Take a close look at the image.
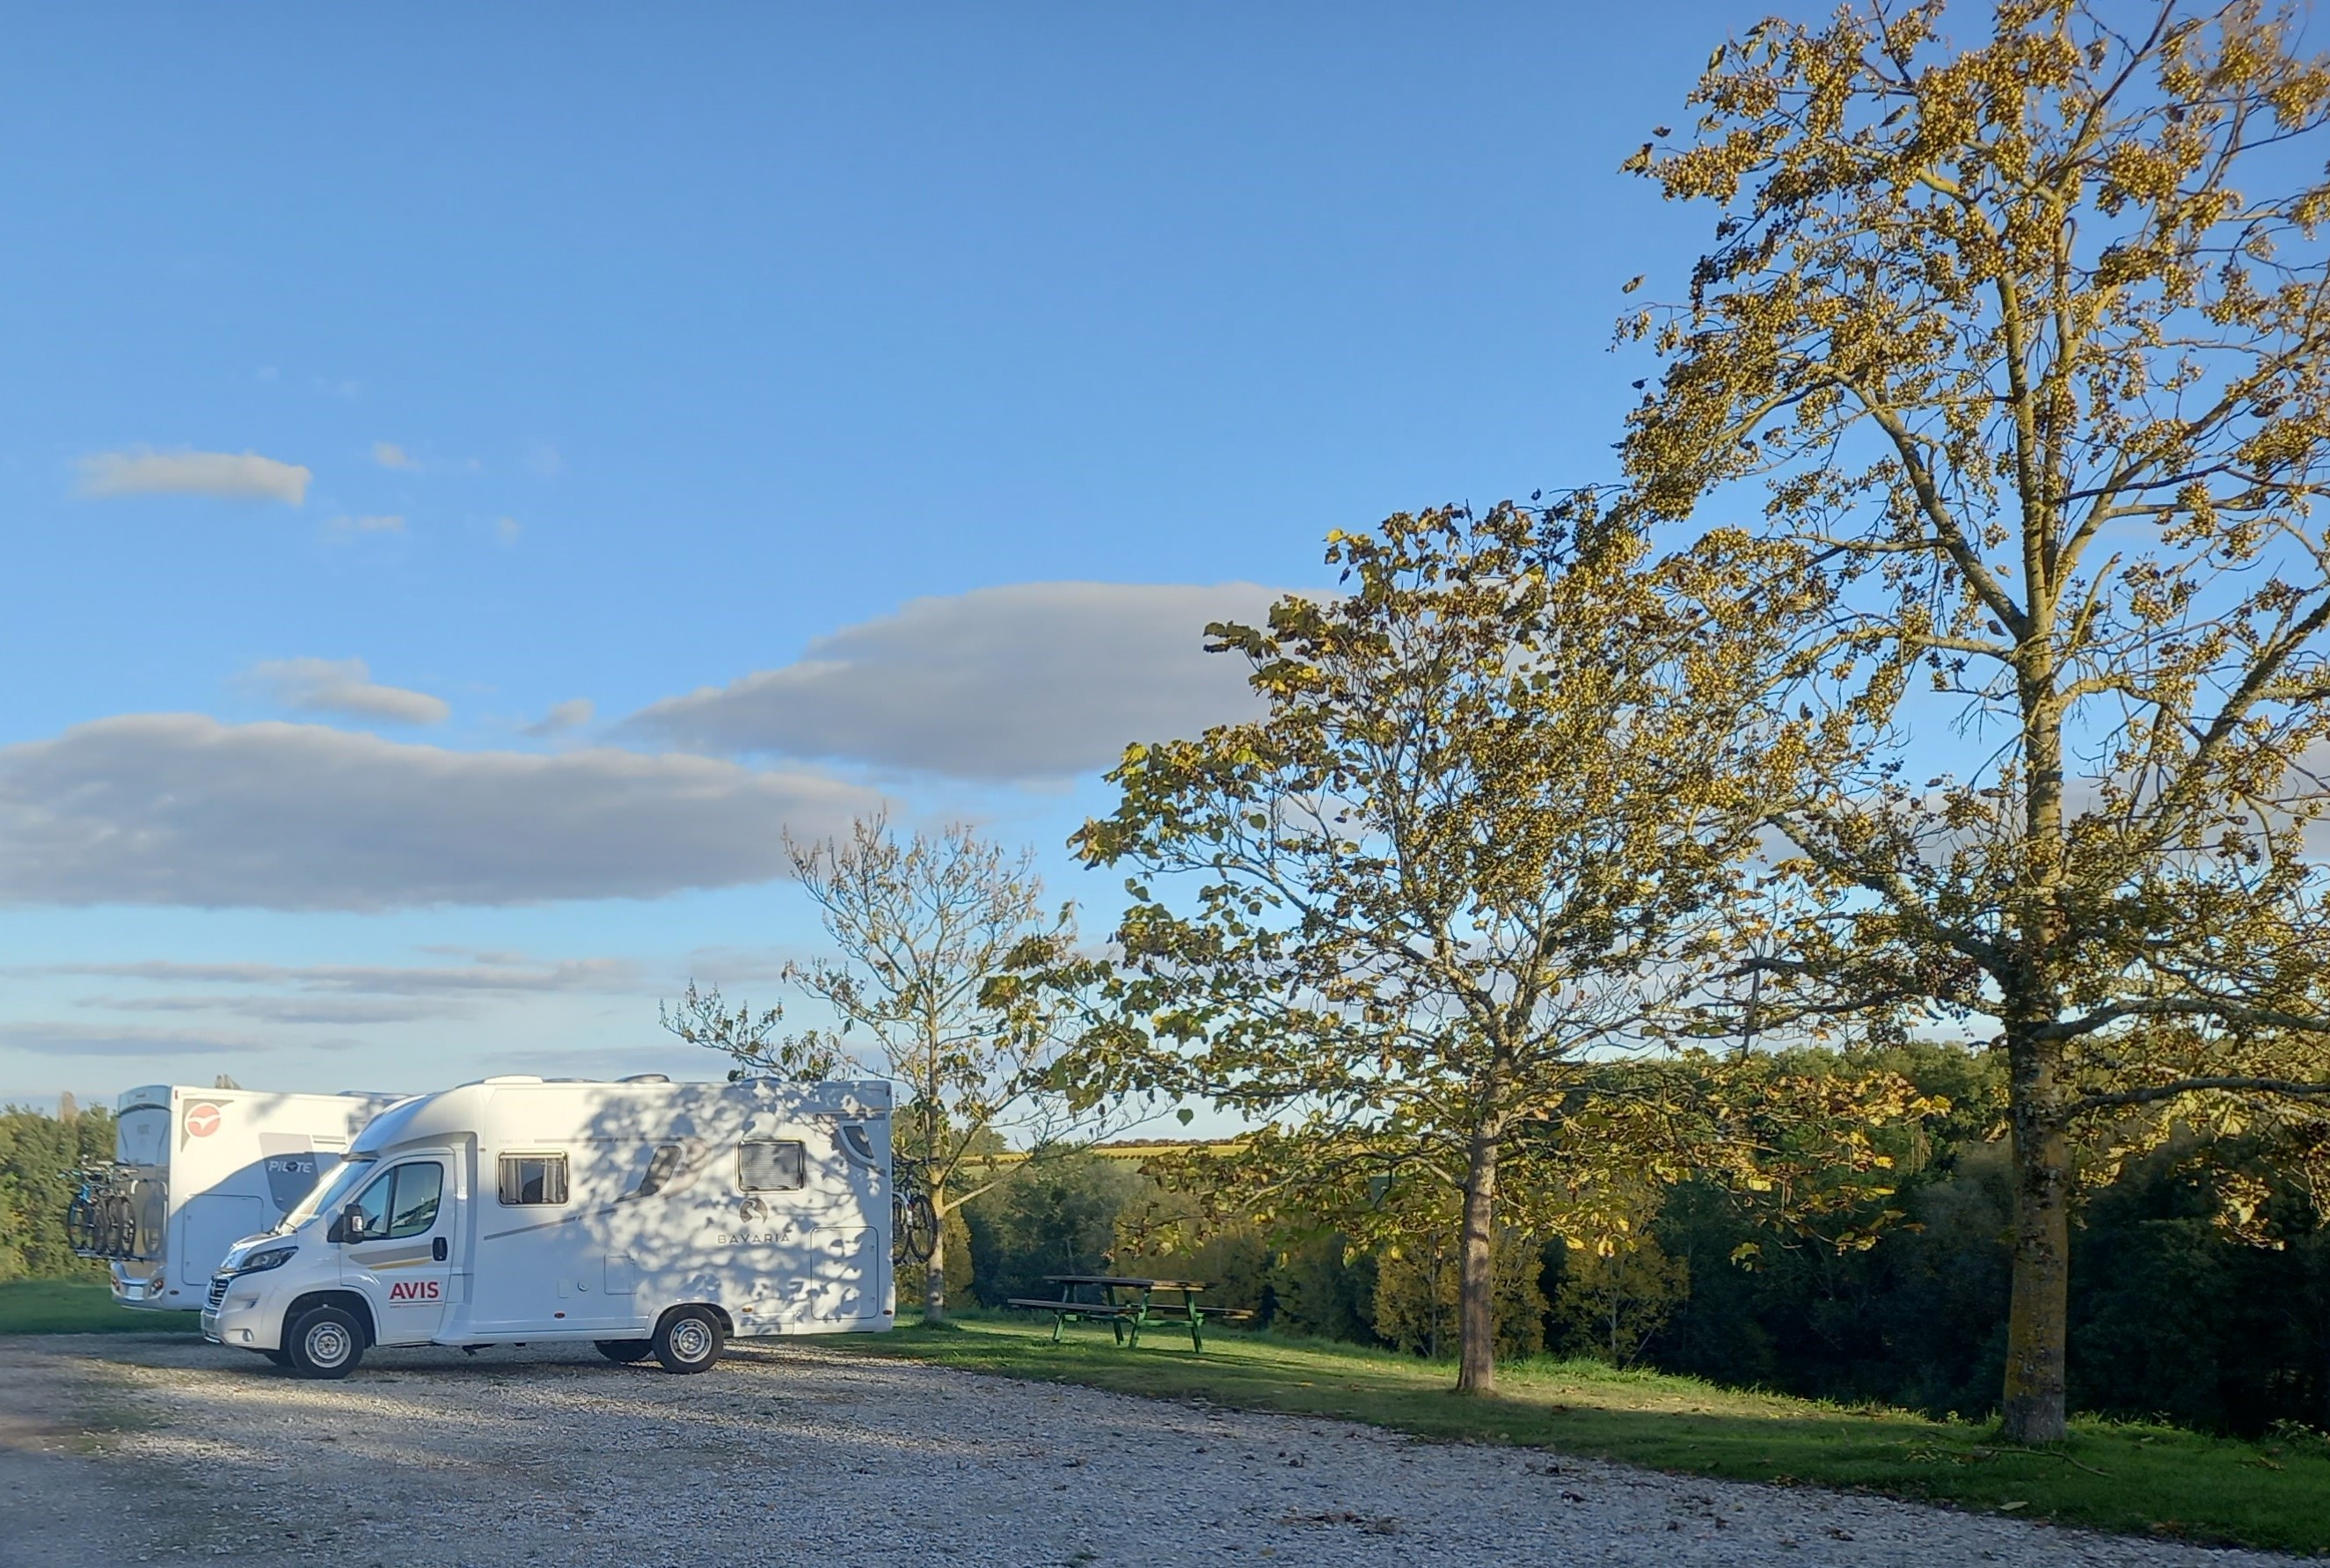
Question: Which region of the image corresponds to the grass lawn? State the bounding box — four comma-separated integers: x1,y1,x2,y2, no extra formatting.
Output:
832,1313,2330,1556
0,1279,201,1336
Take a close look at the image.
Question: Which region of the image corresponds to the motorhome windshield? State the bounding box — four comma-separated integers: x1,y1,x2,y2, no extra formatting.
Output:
274,1155,376,1233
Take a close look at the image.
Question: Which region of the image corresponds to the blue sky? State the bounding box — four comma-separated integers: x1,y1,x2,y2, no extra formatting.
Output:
0,4,1757,1108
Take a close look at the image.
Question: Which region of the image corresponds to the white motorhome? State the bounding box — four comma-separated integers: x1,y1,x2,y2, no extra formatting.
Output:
76,1085,409,1310
201,1075,895,1378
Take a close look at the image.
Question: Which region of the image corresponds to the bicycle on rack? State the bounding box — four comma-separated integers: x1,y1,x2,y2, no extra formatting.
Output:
890,1153,939,1265
67,1163,140,1260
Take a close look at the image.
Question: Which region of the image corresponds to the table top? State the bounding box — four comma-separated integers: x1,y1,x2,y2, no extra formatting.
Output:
1043,1275,1209,1291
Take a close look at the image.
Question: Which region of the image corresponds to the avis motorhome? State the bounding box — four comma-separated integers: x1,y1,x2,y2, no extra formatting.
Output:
202,1075,895,1378
74,1085,409,1310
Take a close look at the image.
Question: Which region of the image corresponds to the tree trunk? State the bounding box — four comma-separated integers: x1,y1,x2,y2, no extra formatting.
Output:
1455,1124,1501,1396
924,1178,948,1324
2000,580,2071,1444
1999,1027,2071,1443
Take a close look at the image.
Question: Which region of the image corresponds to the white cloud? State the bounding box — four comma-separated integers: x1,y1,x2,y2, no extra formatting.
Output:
0,1021,277,1059
495,516,522,544
35,950,639,1027
36,954,635,996
77,448,311,506
89,995,458,1026
324,514,405,538
0,715,882,910
248,657,449,725
624,581,1280,780
373,441,417,470
522,698,595,737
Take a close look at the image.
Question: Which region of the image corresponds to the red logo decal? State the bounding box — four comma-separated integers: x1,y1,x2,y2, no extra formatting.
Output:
183,1102,223,1140
387,1280,442,1303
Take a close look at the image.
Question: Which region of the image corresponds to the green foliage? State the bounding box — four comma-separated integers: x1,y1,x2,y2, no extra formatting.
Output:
963,1154,1149,1305
657,979,840,1083
1552,1233,1689,1367
0,1104,114,1283
1065,504,1923,1391
1371,1226,1546,1361
1263,1235,1378,1344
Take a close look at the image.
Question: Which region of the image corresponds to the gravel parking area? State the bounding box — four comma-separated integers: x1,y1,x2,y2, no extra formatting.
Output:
0,1333,2305,1567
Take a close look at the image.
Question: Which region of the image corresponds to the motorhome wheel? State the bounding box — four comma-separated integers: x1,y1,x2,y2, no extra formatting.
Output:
595,1339,653,1365
653,1308,726,1374
286,1307,365,1379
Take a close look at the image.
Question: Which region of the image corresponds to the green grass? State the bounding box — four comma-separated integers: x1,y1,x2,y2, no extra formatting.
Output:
0,1279,201,1336
830,1313,2330,1556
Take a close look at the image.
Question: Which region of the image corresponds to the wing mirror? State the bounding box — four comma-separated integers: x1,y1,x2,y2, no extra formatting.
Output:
328,1208,369,1244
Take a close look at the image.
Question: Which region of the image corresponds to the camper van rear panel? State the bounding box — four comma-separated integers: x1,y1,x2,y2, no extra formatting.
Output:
105,1086,405,1309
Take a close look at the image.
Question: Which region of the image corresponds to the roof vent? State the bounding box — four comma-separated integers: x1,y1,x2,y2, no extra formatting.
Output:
480,1075,545,1085
620,1073,673,1083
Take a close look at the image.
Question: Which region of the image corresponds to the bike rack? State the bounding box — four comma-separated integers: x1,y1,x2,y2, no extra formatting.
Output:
67,1163,165,1263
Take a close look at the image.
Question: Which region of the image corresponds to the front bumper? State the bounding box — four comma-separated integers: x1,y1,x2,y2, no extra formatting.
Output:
201,1274,281,1351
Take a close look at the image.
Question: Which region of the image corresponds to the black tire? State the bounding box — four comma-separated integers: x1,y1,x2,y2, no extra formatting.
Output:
893,1187,939,1265
284,1306,365,1380
652,1308,726,1375
595,1339,654,1364
66,1194,98,1256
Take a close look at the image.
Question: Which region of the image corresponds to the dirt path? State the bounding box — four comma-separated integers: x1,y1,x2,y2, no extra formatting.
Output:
0,1334,2305,1567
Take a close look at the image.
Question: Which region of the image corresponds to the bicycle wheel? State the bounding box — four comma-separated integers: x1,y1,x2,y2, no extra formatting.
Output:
103,1194,135,1258
67,1192,98,1255
892,1187,939,1265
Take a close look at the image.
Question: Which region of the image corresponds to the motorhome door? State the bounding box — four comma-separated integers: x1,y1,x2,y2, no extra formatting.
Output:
338,1152,457,1344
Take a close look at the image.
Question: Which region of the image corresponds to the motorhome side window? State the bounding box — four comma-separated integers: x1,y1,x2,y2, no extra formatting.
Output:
738,1140,807,1192
347,1162,443,1240
497,1153,568,1206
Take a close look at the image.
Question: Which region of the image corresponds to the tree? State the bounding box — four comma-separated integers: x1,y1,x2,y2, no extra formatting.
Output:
0,1104,116,1281
777,813,1085,1324
1552,1229,1690,1367
1623,0,2330,1440
658,979,842,1082
1070,504,1838,1393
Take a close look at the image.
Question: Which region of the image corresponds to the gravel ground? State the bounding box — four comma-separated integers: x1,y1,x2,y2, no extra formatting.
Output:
0,1332,2307,1567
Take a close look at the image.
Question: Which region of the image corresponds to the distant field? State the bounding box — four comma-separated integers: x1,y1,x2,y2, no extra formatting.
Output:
835,1313,2330,1556
0,1279,201,1336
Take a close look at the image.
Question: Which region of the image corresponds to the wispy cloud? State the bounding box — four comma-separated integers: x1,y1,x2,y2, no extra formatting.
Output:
77,449,311,507
84,994,463,1026
372,441,418,470
248,657,449,725
39,954,637,996
495,516,522,545
0,716,883,910
521,698,594,738
624,580,1279,781
0,1021,277,1059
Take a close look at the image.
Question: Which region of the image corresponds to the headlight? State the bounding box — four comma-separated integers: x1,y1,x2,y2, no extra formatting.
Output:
234,1246,297,1275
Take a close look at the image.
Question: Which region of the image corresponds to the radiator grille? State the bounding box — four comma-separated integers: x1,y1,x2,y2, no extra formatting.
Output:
206,1274,230,1310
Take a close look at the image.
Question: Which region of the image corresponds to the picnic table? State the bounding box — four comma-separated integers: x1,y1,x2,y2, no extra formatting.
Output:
1006,1275,1249,1351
